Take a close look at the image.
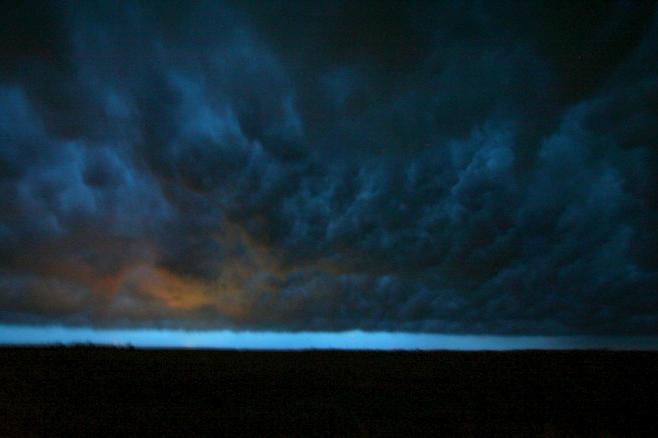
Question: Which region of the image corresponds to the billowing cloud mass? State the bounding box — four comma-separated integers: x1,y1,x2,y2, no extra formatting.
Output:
1,0,657,334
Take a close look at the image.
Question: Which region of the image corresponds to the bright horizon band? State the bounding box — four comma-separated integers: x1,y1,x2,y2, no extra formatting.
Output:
1,325,657,350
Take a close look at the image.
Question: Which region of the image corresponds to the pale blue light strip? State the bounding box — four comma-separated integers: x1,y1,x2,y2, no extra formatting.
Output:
0,325,656,350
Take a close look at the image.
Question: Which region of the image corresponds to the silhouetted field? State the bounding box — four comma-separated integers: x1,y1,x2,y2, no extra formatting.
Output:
1,347,657,436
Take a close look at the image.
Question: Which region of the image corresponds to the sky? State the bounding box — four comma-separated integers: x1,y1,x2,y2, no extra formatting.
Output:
3,325,658,350
1,1,657,348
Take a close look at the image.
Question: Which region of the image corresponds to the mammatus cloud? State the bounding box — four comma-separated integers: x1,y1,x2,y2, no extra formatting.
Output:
1,1,657,334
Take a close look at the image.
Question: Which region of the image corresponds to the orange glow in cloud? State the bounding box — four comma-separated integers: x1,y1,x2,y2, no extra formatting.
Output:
128,265,215,311
10,223,352,325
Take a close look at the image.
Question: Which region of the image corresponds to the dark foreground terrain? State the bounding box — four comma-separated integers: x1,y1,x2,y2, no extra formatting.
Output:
1,348,657,436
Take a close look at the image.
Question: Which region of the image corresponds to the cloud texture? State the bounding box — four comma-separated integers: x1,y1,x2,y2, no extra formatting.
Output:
1,0,657,334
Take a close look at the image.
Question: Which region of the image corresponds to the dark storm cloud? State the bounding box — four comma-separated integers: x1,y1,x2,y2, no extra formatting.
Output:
1,0,657,333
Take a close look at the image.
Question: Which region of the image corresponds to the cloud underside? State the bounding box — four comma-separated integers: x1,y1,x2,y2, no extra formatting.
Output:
1,1,657,334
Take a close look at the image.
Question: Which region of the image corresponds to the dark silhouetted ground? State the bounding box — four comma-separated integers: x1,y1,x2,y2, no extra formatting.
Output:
1,347,657,436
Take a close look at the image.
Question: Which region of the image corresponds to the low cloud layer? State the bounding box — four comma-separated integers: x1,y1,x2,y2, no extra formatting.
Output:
1,1,657,334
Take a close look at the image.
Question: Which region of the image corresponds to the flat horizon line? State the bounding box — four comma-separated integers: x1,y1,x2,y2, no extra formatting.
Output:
4,344,657,353
1,325,657,350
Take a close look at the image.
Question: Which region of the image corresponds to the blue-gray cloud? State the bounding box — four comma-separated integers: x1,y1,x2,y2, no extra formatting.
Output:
1,0,657,334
